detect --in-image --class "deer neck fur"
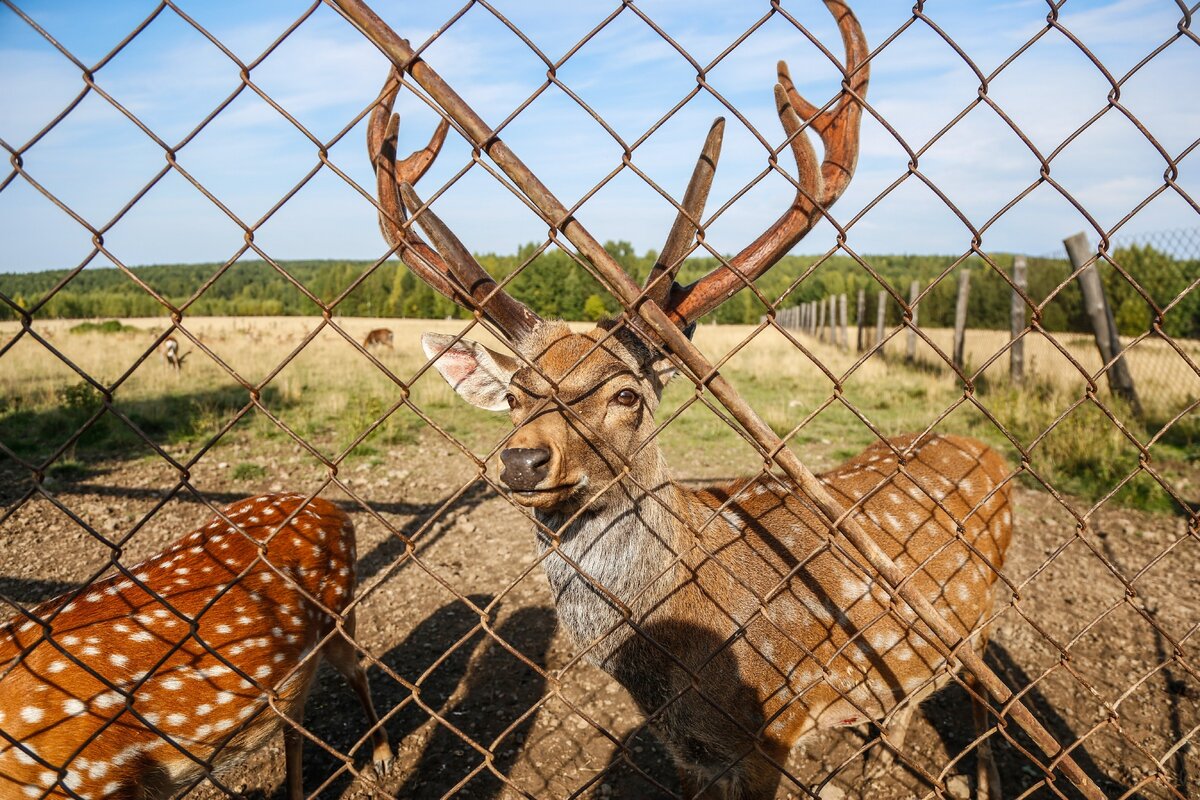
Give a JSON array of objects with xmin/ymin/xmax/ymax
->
[{"xmin": 533, "ymin": 455, "xmax": 694, "ymax": 668}]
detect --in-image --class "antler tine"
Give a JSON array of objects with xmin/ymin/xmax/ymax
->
[
  {"xmin": 368, "ymin": 66, "xmax": 540, "ymax": 342},
  {"xmin": 663, "ymin": 0, "xmax": 869, "ymax": 327},
  {"xmin": 398, "ymin": 183, "xmax": 541, "ymax": 341},
  {"xmin": 643, "ymin": 117, "xmax": 725, "ymax": 310},
  {"xmin": 369, "ymin": 67, "xmax": 457, "ymax": 298}
]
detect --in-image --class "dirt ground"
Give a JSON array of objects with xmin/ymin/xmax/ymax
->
[{"xmin": 1, "ymin": 436, "xmax": 1196, "ymax": 800}]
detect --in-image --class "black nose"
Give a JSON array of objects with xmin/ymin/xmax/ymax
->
[{"xmin": 500, "ymin": 448, "xmax": 551, "ymax": 491}]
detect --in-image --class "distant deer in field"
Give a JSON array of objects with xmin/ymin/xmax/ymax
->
[
  {"xmin": 363, "ymin": 328, "xmax": 394, "ymax": 350},
  {"xmin": 362, "ymin": 0, "xmax": 1009, "ymax": 797},
  {"xmin": 161, "ymin": 336, "xmax": 189, "ymax": 371},
  {"xmin": 0, "ymin": 494, "xmax": 390, "ymax": 800}
]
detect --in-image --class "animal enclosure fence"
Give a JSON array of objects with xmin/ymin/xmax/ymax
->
[{"xmin": 1, "ymin": 1, "xmax": 1198, "ymax": 800}]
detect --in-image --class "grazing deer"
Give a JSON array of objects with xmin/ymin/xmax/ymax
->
[
  {"xmin": 363, "ymin": 1, "xmax": 1009, "ymax": 797},
  {"xmin": 0, "ymin": 494, "xmax": 390, "ymax": 800},
  {"xmin": 161, "ymin": 336, "xmax": 189, "ymax": 371},
  {"xmin": 363, "ymin": 328, "xmax": 395, "ymax": 350}
]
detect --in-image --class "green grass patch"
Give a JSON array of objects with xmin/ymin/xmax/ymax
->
[
  {"xmin": 69, "ymin": 320, "xmax": 140, "ymax": 334},
  {"xmin": 231, "ymin": 462, "xmax": 267, "ymax": 480}
]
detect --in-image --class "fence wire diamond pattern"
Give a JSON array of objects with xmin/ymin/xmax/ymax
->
[{"xmin": 1, "ymin": 2, "xmax": 1197, "ymax": 800}]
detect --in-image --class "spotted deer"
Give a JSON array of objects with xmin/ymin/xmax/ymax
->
[
  {"xmin": 0, "ymin": 494, "xmax": 390, "ymax": 800},
  {"xmin": 363, "ymin": 328, "xmax": 394, "ymax": 350},
  {"xmin": 361, "ymin": 0, "xmax": 1010, "ymax": 796},
  {"xmin": 161, "ymin": 336, "xmax": 189, "ymax": 372}
]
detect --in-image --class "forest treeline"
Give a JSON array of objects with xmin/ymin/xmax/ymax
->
[{"xmin": 2, "ymin": 241, "xmax": 1197, "ymax": 338}]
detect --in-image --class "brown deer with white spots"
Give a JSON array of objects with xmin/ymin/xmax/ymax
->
[
  {"xmin": 359, "ymin": 0, "xmax": 1010, "ymax": 796},
  {"xmin": 362, "ymin": 328, "xmax": 394, "ymax": 350},
  {"xmin": 0, "ymin": 494, "xmax": 390, "ymax": 800}
]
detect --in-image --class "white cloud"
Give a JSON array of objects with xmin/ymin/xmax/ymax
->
[{"xmin": 1, "ymin": 0, "xmax": 1196, "ymax": 274}]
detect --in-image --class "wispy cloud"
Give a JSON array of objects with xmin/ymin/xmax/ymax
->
[{"xmin": 1, "ymin": 0, "xmax": 1196, "ymax": 274}]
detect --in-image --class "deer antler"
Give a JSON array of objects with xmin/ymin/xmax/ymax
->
[
  {"xmin": 369, "ymin": 68, "xmax": 541, "ymax": 343},
  {"xmin": 642, "ymin": 118, "xmax": 725, "ymax": 311},
  {"xmin": 661, "ymin": 0, "xmax": 869, "ymax": 327}
]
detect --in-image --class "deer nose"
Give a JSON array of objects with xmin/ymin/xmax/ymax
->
[{"xmin": 500, "ymin": 448, "xmax": 551, "ymax": 491}]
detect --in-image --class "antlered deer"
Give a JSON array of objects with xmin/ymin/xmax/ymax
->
[
  {"xmin": 363, "ymin": 328, "xmax": 394, "ymax": 350},
  {"xmin": 161, "ymin": 336, "xmax": 189, "ymax": 371},
  {"xmin": 357, "ymin": 1, "xmax": 1009, "ymax": 797},
  {"xmin": 0, "ymin": 494, "xmax": 390, "ymax": 800}
]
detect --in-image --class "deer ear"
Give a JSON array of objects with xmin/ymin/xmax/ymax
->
[{"xmin": 421, "ymin": 332, "xmax": 520, "ymax": 412}]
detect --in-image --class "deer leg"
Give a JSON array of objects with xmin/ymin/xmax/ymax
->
[
  {"xmin": 324, "ymin": 612, "xmax": 392, "ymax": 771},
  {"xmin": 965, "ymin": 671, "xmax": 1002, "ymax": 800},
  {"xmin": 875, "ymin": 697, "xmax": 918, "ymax": 769},
  {"xmin": 283, "ymin": 720, "xmax": 305, "ymax": 800}
]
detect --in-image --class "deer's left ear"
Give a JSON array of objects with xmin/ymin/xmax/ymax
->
[{"xmin": 421, "ymin": 332, "xmax": 520, "ymax": 412}]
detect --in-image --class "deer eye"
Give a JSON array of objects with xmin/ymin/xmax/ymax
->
[
  {"xmin": 613, "ymin": 389, "xmax": 639, "ymax": 407},
  {"xmin": 505, "ymin": 393, "xmax": 518, "ymax": 410}
]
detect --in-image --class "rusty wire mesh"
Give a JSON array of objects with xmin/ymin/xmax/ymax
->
[{"xmin": 1, "ymin": 1, "xmax": 1198, "ymax": 799}]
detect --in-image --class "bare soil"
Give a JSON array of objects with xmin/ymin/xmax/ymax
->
[{"xmin": 1, "ymin": 436, "xmax": 1196, "ymax": 799}]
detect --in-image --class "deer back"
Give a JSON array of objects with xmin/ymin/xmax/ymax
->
[
  {"xmin": 631, "ymin": 434, "xmax": 1012, "ymax": 747},
  {"xmin": 0, "ymin": 494, "xmax": 356, "ymax": 799}
]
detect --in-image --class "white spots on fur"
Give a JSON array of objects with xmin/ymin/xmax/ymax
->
[
  {"xmin": 215, "ymin": 624, "xmax": 232, "ymax": 635},
  {"xmin": 167, "ymin": 712, "xmax": 187, "ymax": 727},
  {"xmin": 62, "ymin": 635, "xmax": 80, "ymax": 646},
  {"xmin": 20, "ymin": 705, "xmax": 44, "ymax": 724},
  {"xmin": 109, "ymin": 653, "xmax": 128, "ymax": 668},
  {"xmin": 720, "ymin": 508, "xmax": 748, "ymax": 531},
  {"xmin": 47, "ymin": 660, "xmax": 67, "ymax": 674},
  {"xmin": 130, "ymin": 631, "xmax": 153, "ymax": 643},
  {"xmin": 870, "ymin": 629, "xmax": 901, "ymax": 651},
  {"xmin": 94, "ymin": 691, "xmax": 123, "ymax": 709},
  {"xmin": 196, "ymin": 703, "xmax": 212, "ymax": 716},
  {"xmin": 81, "ymin": 645, "xmax": 100, "ymax": 657},
  {"xmin": 63, "ymin": 697, "xmax": 86, "ymax": 715},
  {"xmin": 841, "ymin": 577, "xmax": 870, "ymax": 602},
  {"xmin": 160, "ymin": 677, "xmax": 183, "ymax": 691}
]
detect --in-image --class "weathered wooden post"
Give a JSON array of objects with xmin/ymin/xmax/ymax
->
[
  {"xmin": 816, "ymin": 297, "xmax": 826, "ymax": 342},
  {"xmin": 838, "ymin": 294, "xmax": 848, "ymax": 351},
  {"xmin": 906, "ymin": 279, "xmax": 919, "ymax": 363},
  {"xmin": 1063, "ymin": 233, "xmax": 1142, "ymax": 415},
  {"xmin": 827, "ymin": 295, "xmax": 836, "ymax": 345},
  {"xmin": 1011, "ymin": 256, "xmax": 1027, "ymax": 384},
  {"xmin": 952, "ymin": 268, "xmax": 971, "ymax": 371},
  {"xmin": 855, "ymin": 288, "xmax": 866, "ymax": 352},
  {"xmin": 875, "ymin": 290, "xmax": 886, "ymax": 348}
]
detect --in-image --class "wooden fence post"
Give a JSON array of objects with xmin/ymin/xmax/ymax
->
[
  {"xmin": 875, "ymin": 290, "xmax": 886, "ymax": 348},
  {"xmin": 906, "ymin": 279, "xmax": 919, "ymax": 363},
  {"xmin": 838, "ymin": 294, "xmax": 848, "ymax": 351},
  {"xmin": 1011, "ymin": 256, "xmax": 1026, "ymax": 384},
  {"xmin": 825, "ymin": 293, "xmax": 835, "ymax": 345},
  {"xmin": 855, "ymin": 288, "xmax": 866, "ymax": 352},
  {"xmin": 1063, "ymin": 233, "xmax": 1142, "ymax": 415},
  {"xmin": 953, "ymin": 268, "xmax": 971, "ymax": 371},
  {"xmin": 816, "ymin": 297, "xmax": 826, "ymax": 342}
]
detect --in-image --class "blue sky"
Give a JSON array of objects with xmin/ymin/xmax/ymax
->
[{"xmin": 1, "ymin": 0, "xmax": 1197, "ymax": 274}]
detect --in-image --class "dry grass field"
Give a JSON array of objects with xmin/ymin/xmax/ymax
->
[{"xmin": 1, "ymin": 315, "xmax": 1197, "ymax": 799}]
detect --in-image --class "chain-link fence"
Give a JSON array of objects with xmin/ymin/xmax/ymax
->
[{"xmin": 1, "ymin": 1, "xmax": 1198, "ymax": 799}]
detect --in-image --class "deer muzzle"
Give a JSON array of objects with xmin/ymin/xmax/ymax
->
[{"xmin": 500, "ymin": 447, "xmax": 552, "ymax": 491}]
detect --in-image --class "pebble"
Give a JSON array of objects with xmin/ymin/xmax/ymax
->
[{"xmin": 946, "ymin": 774, "xmax": 971, "ymax": 799}]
